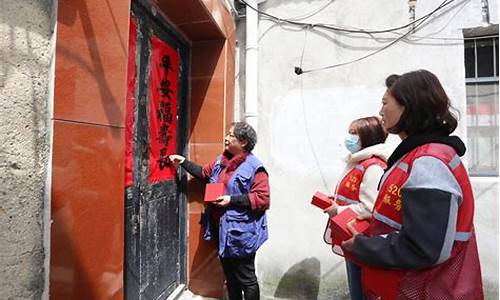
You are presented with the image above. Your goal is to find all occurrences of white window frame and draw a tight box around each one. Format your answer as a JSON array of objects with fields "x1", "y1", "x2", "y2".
[{"x1": 464, "y1": 33, "x2": 499, "y2": 177}]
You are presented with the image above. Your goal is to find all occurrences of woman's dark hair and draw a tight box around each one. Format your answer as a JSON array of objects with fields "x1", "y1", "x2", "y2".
[
  {"x1": 232, "y1": 121, "x2": 257, "y2": 152},
  {"x1": 385, "y1": 69, "x2": 458, "y2": 136},
  {"x1": 351, "y1": 116, "x2": 388, "y2": 148}
]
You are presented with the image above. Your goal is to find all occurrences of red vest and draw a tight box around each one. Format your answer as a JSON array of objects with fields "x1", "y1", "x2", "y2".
[
  {"x1": 324, "y1": 157, "x2": 386, "y2": 254},
  {"x1": 334, "y1": 157, "x2": 387, "y2": 206},
  {"x1": 362, "y1": 143, "x2": 483, "y2": 300}
]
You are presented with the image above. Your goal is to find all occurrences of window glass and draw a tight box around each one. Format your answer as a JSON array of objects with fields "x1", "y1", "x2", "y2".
[
  {"x1": 476, "y1": 38, "x2": 494, "y2": 77},
  {"x1": 495, "y1": 38, "x2": 499, "y2": 76},
  {"x1": 467, "y1": 128, "x2": 499, "y2": 176},
  {"x1": 464, "y1": 39, "x2": 476, "y2": 78},
  {"x1": 466, "y1": 82, "x2": 499, "y2": 176}
]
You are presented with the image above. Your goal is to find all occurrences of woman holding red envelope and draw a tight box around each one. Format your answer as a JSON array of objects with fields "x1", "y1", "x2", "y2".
[
  {"x1": 169, "y1": 122, "x2": 269, "y2": 300},
  {"x1": 323, "y1": 116, "x2": 389, "y2": 300},
  {"x1": 342, "y1": 70, "x2": 483, "y2": 300}
]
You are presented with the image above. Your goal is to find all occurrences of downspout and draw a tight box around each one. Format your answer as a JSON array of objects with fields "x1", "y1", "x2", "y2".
[{"x1": 244, "y1": 0, "x2": 259, "y2": 131}]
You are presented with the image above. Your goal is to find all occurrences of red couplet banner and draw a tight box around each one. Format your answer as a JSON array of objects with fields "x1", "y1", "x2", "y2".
[
  {"x1": 124, "y1": 17, "x2": 137, "y2": 188},
  {"x1": 148, "y1": 35, "x2": 178, "y2": 183}
]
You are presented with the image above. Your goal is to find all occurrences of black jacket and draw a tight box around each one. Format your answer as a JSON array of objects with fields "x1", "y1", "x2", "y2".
[{"x1": 352, "y1": 135, "x2": 467, "y2": 269}]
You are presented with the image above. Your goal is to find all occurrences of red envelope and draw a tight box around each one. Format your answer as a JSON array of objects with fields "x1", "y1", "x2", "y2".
[
  {"x1": 330, "y1": 208, "x2": 370, "y2": 244},
  {"x1": 311, "y1": 191, "x2": 333, "y2": 210},
  {"x1": 204, "y1": 183, "x2": 226, "y2": 202}
]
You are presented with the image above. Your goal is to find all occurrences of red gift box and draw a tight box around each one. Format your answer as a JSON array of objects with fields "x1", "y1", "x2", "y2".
[
  {"x1": 311, "y1": 191, "x2": 333, "y2": 210},
  {"x1": 204, "y1": 183, "x2": 226, "y2": 202},
  {"x1": 330, "y1": 208, "x2": 370, "y2": 244}
]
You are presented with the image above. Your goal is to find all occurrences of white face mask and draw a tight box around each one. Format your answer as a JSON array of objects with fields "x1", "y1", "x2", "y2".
[{"x1": 344, "y1": 133, "x2": 361, "y2": 153}]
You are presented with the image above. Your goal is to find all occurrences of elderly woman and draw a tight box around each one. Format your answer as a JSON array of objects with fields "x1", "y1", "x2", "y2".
[
  {"x1": 170, "y1": 121, "x2": 269, "y2": 300},
  {"x1": 343, "y1": 70, "x2": 483, "y2": 300}
]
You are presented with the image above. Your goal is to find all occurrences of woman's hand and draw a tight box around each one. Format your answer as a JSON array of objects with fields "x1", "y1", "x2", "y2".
[
  {"x1": 342, "y1": 237, "x2": 355, "y2": 252},
  {"x1": 323, "y1": 202, "x2": 339, "y2": 218},
  {"x1": 341, "y1": 219, "x2": 360, "y2": 252},
  {"x1": 357, "y1": 210, "x2": 372, "y2": 220},
  {"x1": 168, "y1": 154, "x2": 185, "y2": 167},
  {"x1": 215, "y1": 195, "x2": 231, "y2": 207}
]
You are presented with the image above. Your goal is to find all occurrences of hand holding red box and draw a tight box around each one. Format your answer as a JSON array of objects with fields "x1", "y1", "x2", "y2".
[
  {"x1": 204, "y1": 183, "x2": 226, "y2": 202},
  {"x1": 311, "y1": 191, "x2": 333, "y2": 210},
  {"x1": 330, "y1": 208, "x2": 370, "y2": 245}
]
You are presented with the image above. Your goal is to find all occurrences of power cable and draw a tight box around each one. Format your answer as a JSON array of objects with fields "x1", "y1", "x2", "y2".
[
  {"x1": 286, "y1": 0, "x2": 335, "y2": 21},
  {"x1": 237, "y1": 0, "x2": 461, "y2": 74},
  {"x1": 238, "y1": 0, "x2": 454, "y2": 34},
  {"x1": 296, "y1": 25, "x2": 418, "y2": 74},
  {"x1": 299, "y1": 71, "x2": 331, "y2": 192},
  {"x1": 295, "y1": 0, "x2": 456, "y2": 74},
  {"x1": 298, "y1": 26, "x2": 310, "y2": 73}
]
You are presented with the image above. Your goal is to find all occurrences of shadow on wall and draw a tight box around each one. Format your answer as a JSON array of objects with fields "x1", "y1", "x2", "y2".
[
  {"x1": 56, "y1": 0, "x2": 126, "y2": 130},
  {"x1": 189, "y1": 40, "x2": 225, "y2": 141},
  {"x1": 274, "y1": 257, "x2": 321, "y2": 299}
]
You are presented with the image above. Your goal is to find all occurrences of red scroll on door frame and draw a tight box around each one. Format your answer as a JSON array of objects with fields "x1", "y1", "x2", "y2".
[{"x1": 148, "y1": 35, "x2": 178, "y2": 183}]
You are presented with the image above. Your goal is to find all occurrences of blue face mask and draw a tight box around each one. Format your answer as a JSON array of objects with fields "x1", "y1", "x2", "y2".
[{"x1": 344, "y1": 133, "x2": 361, "y2": 153}]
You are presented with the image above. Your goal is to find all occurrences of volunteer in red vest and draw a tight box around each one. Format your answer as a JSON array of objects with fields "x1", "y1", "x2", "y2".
[
  {"x1": 169, "y1": 122, "x2": 270, "y2": 300},
  {"x1": 323, "y1": 116, "x2": 389, "y2": 300},
  {"x1": 342, "y1": 70, "x2": 483, "y2": 300}
]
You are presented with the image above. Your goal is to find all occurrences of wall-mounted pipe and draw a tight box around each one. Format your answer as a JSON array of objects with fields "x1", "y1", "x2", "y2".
[{"x1": 244, "y1": 0, "x2": 259, "y2": 131}]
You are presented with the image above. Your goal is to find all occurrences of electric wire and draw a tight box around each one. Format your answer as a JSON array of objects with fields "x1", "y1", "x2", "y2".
[
  {"x1": 296, "y1": 24, "x2": 334, "y2": 192},
  {"x1": 238, "y1": 0, "x2": 454, "y2": 34},
  {"x1": 298, "y1": 6, "x2": 436, "y2": 74},
  {"x1": 298, "y1": 26, "x2": 309, "y2": 72},
  {"x1": 257, "y1": 1, "x2": 493, "y2": 42},
  {"x1": 299, "y1": 72, "x2": 331, "y2": 192},
  {"x1": 388, "y1": 33, "x2": 499, "y2": 42},
  {"x1": 239, "y1": 0, "x2": 464, "y2": 73},
  {"x1": 313, "y1": 0, "x2": 454, "y2": 34},
  {"x1": 286, "y1": 0, "x2": 335, "y2": 21}
]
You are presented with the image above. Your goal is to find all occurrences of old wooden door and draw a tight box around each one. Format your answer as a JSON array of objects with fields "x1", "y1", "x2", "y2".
[{"x1": 124, "y1": 1, "x2": 189, "y2": 299}]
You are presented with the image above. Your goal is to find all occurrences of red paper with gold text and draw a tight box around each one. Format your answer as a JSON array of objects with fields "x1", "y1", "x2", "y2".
[{"x1": 148, "y1": 35, "x2": 178, "y2": 182}]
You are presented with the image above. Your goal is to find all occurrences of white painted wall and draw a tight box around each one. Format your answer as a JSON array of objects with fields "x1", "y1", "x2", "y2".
[{"x1": 235, "y1": 0, "x2": 499, "y2": 298}]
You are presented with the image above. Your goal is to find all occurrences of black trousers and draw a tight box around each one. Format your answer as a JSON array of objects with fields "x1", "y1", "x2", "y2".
[{"x1": 220, "y1": 254, "x2": 260, "y2": 300}]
